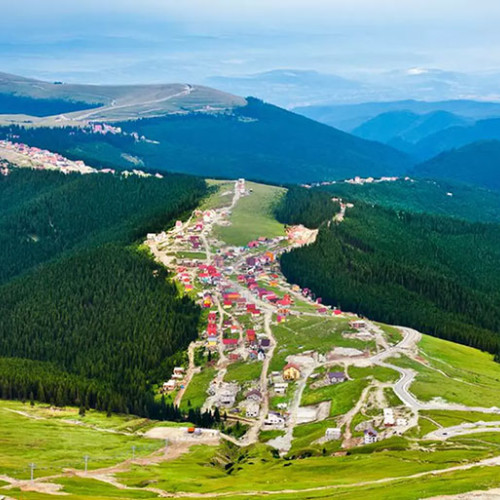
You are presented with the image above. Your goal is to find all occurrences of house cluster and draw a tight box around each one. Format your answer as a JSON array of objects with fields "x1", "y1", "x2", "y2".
[
  {"x1": 0, "y1": 140, "x2": 97, "y2": 174},
  {"x1": 175, "y1": 266, "x2": 194, "y2": 293},
  {"x1": 88, "y1": 122, "x2": 123, "y2": 135},
  {"x1": 0, "y1": 139, "x2": 162, "y2": 179},
  {"x1": 208, "y1": 381, "x2": 239, "y2": 409},
  {"x1": 244, "y1": 389, "x2": 262, "y2": 418},
  {"x1": 162, "y1": 366, "x2": 186, "y2": 393},
  {"x1": 206, "y1": 310, "x2": 218, "y2": 348},
  {"x1": 383, "y1": 408, "x2": 408, "y2": 428},
  {"x1": 198, "y1": 264, "x2": 222, "y2": 285}
]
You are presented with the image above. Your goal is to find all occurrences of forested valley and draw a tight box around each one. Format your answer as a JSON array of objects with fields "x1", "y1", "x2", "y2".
[
  {"x1": 0, "y1": 167, "x2": 219, "y2": 424},
  {"x1": 274, "y1": 186, "x2": 340, "y2": 228},
  {"x1": 279, "y1": 191, "x2": 500, "y2": 360}
]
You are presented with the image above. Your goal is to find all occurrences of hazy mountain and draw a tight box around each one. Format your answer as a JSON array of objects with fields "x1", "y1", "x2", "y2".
[
  {"x1": 294, "y1": 99, "x2": 500, "y2": 131},
  {"x1": 207, "y1": 68, "x2": 500, "y2": 109},
  {"x1": 206, "y1": 69, "x2": 370, "y2": 108},
  {"x1": 353, "y1": 110, "x2": 469, "y2": 145},
  {"x1": 410, "y1": 118, "x2": 500, "y2": 160},
  {"x1": 413, "y1": 140, "x2": 500, "y2": 191}
]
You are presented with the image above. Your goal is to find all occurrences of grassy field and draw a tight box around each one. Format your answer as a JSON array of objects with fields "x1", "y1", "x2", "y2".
[
  {"x1": 421, "y1": 409, "x2": 500, "y2": 428},
  {"x1": 199, "y1": 180, "x2": 235, "y2": 210},
  {"x1": 302, "y1": 378, "x2": 369, "y2": 417},
  {"x1": 180, "y1": 366, "x2": 216, "y2": 411},
  {"x1": 0, "y1": 401, "x2": 162, "y2": 480},
  {"x1": 214, "y1": 181, "x2": 286, "y2": 246},
  {"x1": 388, "y1": 334, "x2": 500, "y2": 408},
  {"x1": 115, "y1": 438, "x2": 500, "y2": 496},
  {"x1": 224, "y1": 360, "x2": 263, "y2": 384},
  {"x1": 270, "y1": 315, "x2": 369, "y2": 371},
  {"x1": 259, "y1": 430, "x2": 286, "y2": 442},
  {"x1": 420, "y1": 334, "x2": 500, "y2": 387},
  {"x1": 348, "y1": 365, "x2": 399, "y2": 383},
  {"x1": 1, "y1": 399, "x2": 500, "y2": 499}
]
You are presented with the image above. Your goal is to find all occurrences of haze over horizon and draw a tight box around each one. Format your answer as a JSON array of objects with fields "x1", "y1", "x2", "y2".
[{"x1": 2, "y1": 0, "x2": 500, "y2": 105}]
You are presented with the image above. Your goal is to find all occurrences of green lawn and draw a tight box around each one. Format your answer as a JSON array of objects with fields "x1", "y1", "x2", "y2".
[
  {"x1": 199, "y1": 180, "x2": 235, "y2": 210},
  {"x1": 259, "y1": 430, "x2": 285, "y2": 442},
  {"x1": 116, "y1": 438, "x2": 498, "y2": 495},
  {"x1": 421, "y1": 409, "x2": 500, "y2": 428},
  {"x1": 224, "y1": 361, "x2": 263, "y2": 384},
  {"x1": 302, "y1": 378, "x2": 369, "y2": 417},
  {"x1": 0, "y1": 401, "x2": 162, "y2": 480},
  {"x1": 180, "y1": 366, "x2": 216, "y2": 411},
  {"x1": 174, "y1": 251, "x2": 207, "y2": 260},
  {"x1": 388, "y1": 334, "x2": 500, "y2": 408},
  {"x1": 420, "y1": 334, "x2": 500, "y2": 388},
  {"x1": 214, "y1": 182, "x2": 285, "y2": 246},
  {"x1": 348, "y1": 365, "x2": 399, "y2": 383}
]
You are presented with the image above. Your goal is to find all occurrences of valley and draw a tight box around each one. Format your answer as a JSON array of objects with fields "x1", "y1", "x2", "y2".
[{"x1": 2, "y1": 174, "x2": 500, "y2": 499}]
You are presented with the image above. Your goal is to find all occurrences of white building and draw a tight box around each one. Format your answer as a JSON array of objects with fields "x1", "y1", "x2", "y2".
[
  {"x1": 274, "y1": 382, "x2": 289, "y2": 395},
  {"x1": 163, "y1": 380, "x2": 176, "y2": 392},
  {"x1": 383, "y1": 408, "x2": 395, "y2": 426},
  {"x1": 325, "y1": 427, "x2": 342, "y2": 441},
  {"x1": 264, "y1": 412, "x2": 285, "y2": 429},
  {"x1": 245, "y1": 401, "x2": 260, "y2": 418}
]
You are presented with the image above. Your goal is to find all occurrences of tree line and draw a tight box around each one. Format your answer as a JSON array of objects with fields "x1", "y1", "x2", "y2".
[
  {"x1": 274, "y1": 186, "x2": 340, "y2": 228},
  {"x1": 279, "y1": 199, "x2": 500, "y2": 360},
  {"x1": 0, "y1": 167, "x2": 214, "y2": 419}
]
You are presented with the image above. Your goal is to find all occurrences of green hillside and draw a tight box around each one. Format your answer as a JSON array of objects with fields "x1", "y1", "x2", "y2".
[
  {"x1": 317, "y1": 178, "x2": 500, "y2": 223},
  {"x1": 0, "y1": 168, "x2": 209, "y2": 418},
  {"x1": 280, "y1": 199, "x2": 500, "y2": 358},
  {"x1": 413, "y1": 140, "x2": 500, "y2": 191},
  {"x1": 0, "y1": 168, "x2": 206, "y2": 284},
  {"x1": 0, "y1": 98, "x2": 412, "y2": 184}
]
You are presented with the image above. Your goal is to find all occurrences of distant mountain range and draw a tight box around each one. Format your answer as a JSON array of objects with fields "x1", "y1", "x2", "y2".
[
  {"x1": 294, "y1": 99, "x2": 500, "y2": 131},
  {"x1": 352, "y1": 110, "x2": 470, "y2": 145},
  {"x1": 0, "y1": 72, "x2": 411, "y2": 184},
  {"x1": 3, "y1": 71, "x2": 500, "y2": 189},
  {"x1": 413, "y1": 140, "x2": 500, "y2": 191},
  {"x1": 208, "y1": 68, "x2": 500, "y2": 109}
]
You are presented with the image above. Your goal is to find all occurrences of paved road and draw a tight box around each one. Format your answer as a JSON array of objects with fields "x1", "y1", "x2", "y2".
[{"x1": 425, "y1": 421, "x2": 500, "y2": 440}]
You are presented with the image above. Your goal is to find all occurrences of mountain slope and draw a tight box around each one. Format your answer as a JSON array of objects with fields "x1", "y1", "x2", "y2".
[
  {"x1": 0, "y1": 71, "x2": 246, "y2": 121},
  {"x1": 0, "y1": 98, "x2": 412, "y2": 184},
  {"x1": 413, "y1": 140, "x2": 500, "y2": 191},
  {"x1": 278, "y1": 194, "x2": 500, "y2": 358},
  {"x1": 411, "y1": 118, "x2": 500, "y2": 159},
  {"x1": 353, "y1": 110, "x2": 469, "y2": 145},
  {"x1": 0, "y1": 167, "x2": 208, "y2": 416},
  {"x1": 316, "y1": 178, "x2": 500, "y2": 223}
]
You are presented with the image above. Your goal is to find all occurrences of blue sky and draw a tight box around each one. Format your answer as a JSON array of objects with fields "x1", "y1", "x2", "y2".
[{"x1": 1, "y1": 0, "x2": 499, "y2": 85}]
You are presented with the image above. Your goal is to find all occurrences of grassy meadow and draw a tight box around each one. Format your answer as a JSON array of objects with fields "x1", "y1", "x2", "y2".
[{"x1": 214, "y1": 181, "x2": 286, "y2": 246}]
